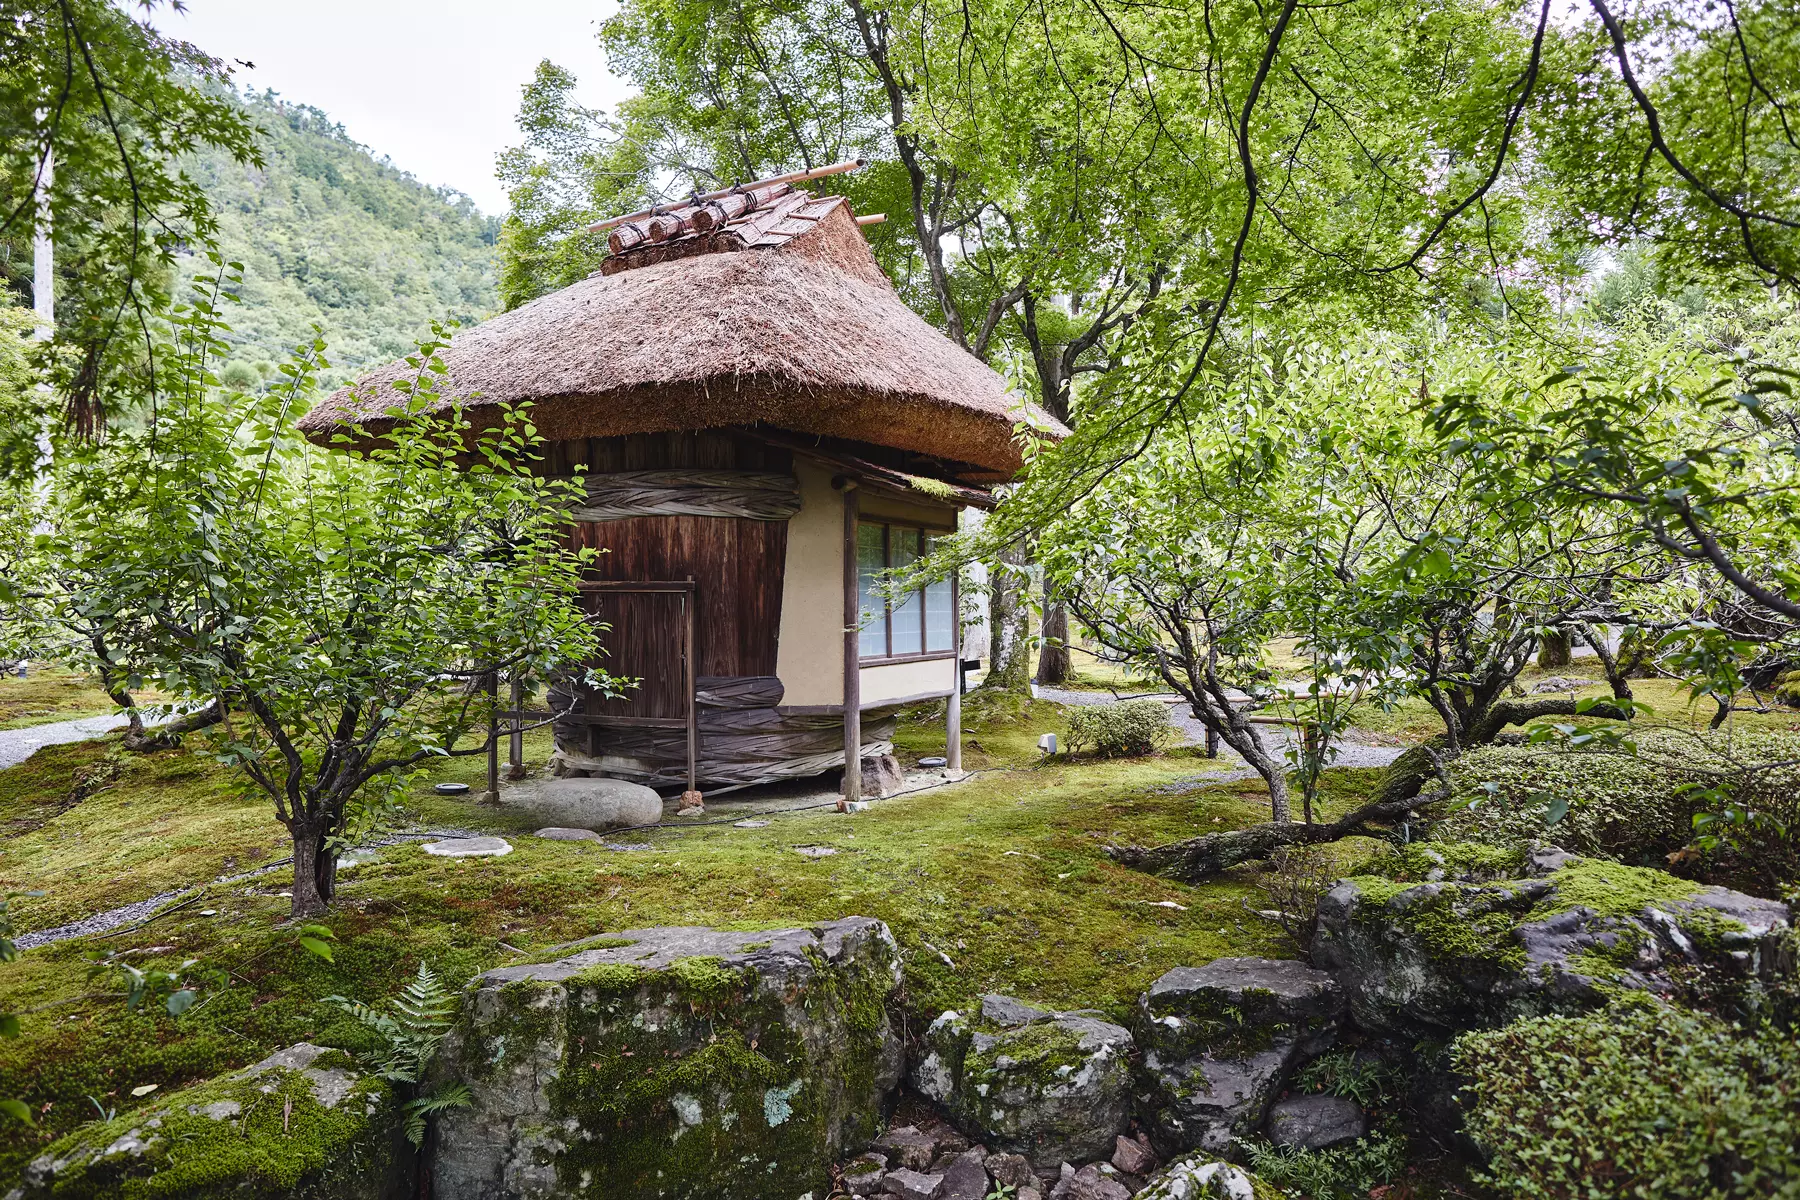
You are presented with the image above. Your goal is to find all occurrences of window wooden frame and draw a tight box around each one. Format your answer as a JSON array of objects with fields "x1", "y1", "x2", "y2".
[{"x1": 858, "y1": 519, "x2": 957, "y2": 665}]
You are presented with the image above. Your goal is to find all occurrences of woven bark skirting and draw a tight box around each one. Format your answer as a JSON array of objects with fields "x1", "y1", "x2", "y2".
[
  {"x1": 696, "y1": 675, "x2": 786, "y2": 709},
  {"x1": 562, "y1": 469, "x2": 801, "y2": 522},
  {"x1": 551, "y1": 710, "x2": 899, "y2": 789}
]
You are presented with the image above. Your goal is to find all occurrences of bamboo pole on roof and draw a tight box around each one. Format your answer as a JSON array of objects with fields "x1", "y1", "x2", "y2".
[{"x1": 587, "y1": 158, "x2": 868, "y2": 234}]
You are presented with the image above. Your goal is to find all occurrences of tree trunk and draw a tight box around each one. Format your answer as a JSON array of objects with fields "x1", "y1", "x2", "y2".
[
  {"x1": 1108, "y1": 791, "x2": 1427, "y2": 881},
  {"x1": 1374, "y1": 693, "x2": 1635, "y2": 805},
  {"x1": 1537, "y1": 630, "x2": 1572, "y2": 669},
  {"x1": 1617, "y1": 627, "x2": 1659, "y2": 678},
  {"x1": 288, "y1": 824, "x2": 335, "y2": 918},
  {"x1": 1035, "y1": 601, "x2": 1071, "y2": 686},
  {"x1": 983, "y1": 537, "x2": 1032, "y2": 693}
]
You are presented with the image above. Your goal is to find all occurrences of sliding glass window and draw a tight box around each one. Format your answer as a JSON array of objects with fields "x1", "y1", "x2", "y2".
[{"x1": 857, "y1": 522, "x2": 956, "y2": 661}]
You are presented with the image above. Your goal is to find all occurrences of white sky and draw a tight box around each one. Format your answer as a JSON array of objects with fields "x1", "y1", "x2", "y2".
[{"x1": 154, "y1": 0, "x2": 632, "y2": 215}]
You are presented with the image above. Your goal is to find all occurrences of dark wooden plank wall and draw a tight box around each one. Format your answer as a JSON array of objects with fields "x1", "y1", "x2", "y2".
[
  {"x1": 570, "y1": 516, "x2": 788, "y2": 679},
  {"x1": 552, "y1": 431, "x2": 793, "y2": 722}
]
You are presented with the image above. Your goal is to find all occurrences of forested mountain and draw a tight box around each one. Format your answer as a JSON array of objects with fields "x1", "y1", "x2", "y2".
[{"x1": 185, "y1": 91, "x2": 500, "y2": 386}]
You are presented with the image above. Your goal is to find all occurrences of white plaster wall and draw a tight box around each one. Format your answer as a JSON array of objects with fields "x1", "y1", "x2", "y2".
[
  {"x1": 859, "y1": 656, "x2": 956, "y2": 706},
  {"x1": 773, "y1": 461, "x2": 847, "y2": 706},
  {"x1": 859, "y1": 491, "x2": 959, "y2": 529}
]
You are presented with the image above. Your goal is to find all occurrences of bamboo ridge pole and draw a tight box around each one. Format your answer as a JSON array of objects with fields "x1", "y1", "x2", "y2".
[{"x1": 588, "y1": 158, "x2": 868, "y2": 234}]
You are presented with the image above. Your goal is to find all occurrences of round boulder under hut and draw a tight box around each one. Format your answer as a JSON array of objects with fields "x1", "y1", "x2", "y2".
[{"x1": 297, "y1": 159, "x2": 1066, "y2": 806}]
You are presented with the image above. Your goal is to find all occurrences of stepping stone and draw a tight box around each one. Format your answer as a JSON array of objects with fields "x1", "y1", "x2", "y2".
[
  {"x1": 734, "y1": 819, "x2": 770, "y2": 829},
  {"x1": 919, "y1": 756, "x2": 947, "y2": 768},
  {"x1": 536, "y1": 827, "x2": 600, "y2": 842},
  {"x1": 793, "y1": 845, "x2": 838, "y2": 858},
  {"x1": 423, "y1": 836, "x2": 513, "y2": 858},
  {"x1": 600, "y1": 841, "x2": 655, "y2": 852}
]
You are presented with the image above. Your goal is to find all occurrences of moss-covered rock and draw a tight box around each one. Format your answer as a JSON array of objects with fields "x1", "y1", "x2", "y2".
[
  {"x1": 1314, "y1": 844, "x2": 1793, "y2": 1035},
  {"x1": 12, "y1": 1043, "x2": 400, "y2": 1200},
  {"x1": 1134, "y1": 1154, "x2": 1283, "y2": 1200},
  {"x1": 912, "y1": 994, "x2": 1133, "y2": 1172},
  {"x1": 1131, "y1": 958, "x2": 1343, "y2": 1157},
  {"x1": 430, "y1": 917, "x2": 903, "y2": 1199}
]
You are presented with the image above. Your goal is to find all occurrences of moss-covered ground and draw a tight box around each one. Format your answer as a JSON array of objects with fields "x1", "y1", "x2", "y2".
[
  {"x1": 0, "y1": 693, "x2": 1390, "y2": 1179},
  {"x1": 0, "y1": 666, "x2": 173, "y2": 732}
]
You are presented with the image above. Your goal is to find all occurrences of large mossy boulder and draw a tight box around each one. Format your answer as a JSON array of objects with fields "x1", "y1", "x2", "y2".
[
  {"x1": 913, "y1": 994, "x2": 1135, "y2": 1171},
  {"x1": 1313, "y1": 844, "x2": 1794, "y2": 1035},
  {"x1": 12, "y1": 1043, "x2": 400, "y2": 1200},
  {"x1": 431, "y1": 918, "x2": 903, "y2": 1199},
  {"x1": 1132, "y1": 958, "x2": 1343, "y2": 1156}
]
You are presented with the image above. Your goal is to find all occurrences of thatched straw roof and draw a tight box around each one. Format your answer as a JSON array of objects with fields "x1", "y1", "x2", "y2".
[{"x1": 297, "y1": 192, "x2": 1066, "y2": 477}]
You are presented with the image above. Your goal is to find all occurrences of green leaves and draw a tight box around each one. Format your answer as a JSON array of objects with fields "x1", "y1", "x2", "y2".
[
  {"x1": 85, "y1": 950, "x2": 210, "y2": 1019},
  {"x1": 294, "y1": 924, "x2": 338, "y2": 963}
]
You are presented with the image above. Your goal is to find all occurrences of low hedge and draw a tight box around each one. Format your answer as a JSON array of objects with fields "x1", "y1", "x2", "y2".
[
  {"x1": 1455, "y1": 1001, "x2": 1800, "y2": 1200},
  {"x1": 1064, "y1": 699, "x2": 1174, "y2": 758},
  {"x1": 1436, "y1": 727, "x2": 1800, "y2": 895}
]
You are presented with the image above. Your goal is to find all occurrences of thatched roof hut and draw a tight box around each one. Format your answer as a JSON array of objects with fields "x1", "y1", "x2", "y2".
[
  {"x1": 298, "y1": 179, "x2": 1062, "y2": 480},
  {"x1": 304, "y1": 164, "x2": 1063, "y2": 806}
]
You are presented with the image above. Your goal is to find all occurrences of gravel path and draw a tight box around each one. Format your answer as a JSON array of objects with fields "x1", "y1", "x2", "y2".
[
  {"x1": 0, "y1": 712, "x2": 136, "y2": 770},
  {"x1": 1031, "y1": 684, "x2": 1407, "y2": 771},
  {"x1": 12, "y1": 830, "x2": 479, "y2": 953}
]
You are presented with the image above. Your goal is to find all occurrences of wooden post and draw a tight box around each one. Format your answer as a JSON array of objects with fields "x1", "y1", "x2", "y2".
[
  {"x1": 506, "y1": 674, "x2": 525, "y2": 779},
  {"x1": 680, "y1": 577, "x2": 702, "y2": 810},
  {"x1": 484, "y1": 671, "x2": 500, "y2": 803},
  {"x1": 841, "y1": 485, "x2": 861, "y2": 809},
  {"x1": 947, "y1": 551, "x2": 962, "y2": 774}
]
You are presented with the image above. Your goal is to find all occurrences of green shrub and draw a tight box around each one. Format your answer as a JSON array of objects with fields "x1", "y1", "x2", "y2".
[
  {"x1": 1455, "y1": 1002, "x2": 1800, "y2": 1200},
  {"x1": 1436, "y1": 728, "x2": 1800, "y2": 893},
  {"x1": 1063, "y1": 699, "x2": 1173, "y2": 758},
  {"x1": 1237, "y1": 1124, "x2": 1409, "y2": 1200}
]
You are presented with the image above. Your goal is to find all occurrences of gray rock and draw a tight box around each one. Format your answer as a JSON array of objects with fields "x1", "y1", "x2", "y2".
[
  {"x1": 1019, "y1": 1190, "x2": 1044, "y2": 1200},
  {"x1": 1048, "y1": 1163, "x2": 1131, "y2": 1200},
  {"x1": 1135, "y1": 1155, "x2": 1265, "y2": 1200},
  {"x1": 422, "y1": 835, "x2": 513, "y2": 858},
  {"x1": 1266, "y1": 1094, "x2": 1366, "y2": 1149},
  {"x1": 883, "y1": 1168, "x2": 944, "y2": 1200},
  {"x1": 500, "y1": 776, "x2": 662, "y2": 830},
  {"x1": 985, "y1": 1151, "x2": 1038, "y2": 1190},
  {"x1": 16, "y1": 1043, "x2": 395, "y2": 1200},
  {"x1": 844, "y1": 1153, "x2": 889, "y2": 1196},
  {"x1": 939, "y1": 1148, "x2": 991, "y2": 1200},
  {"x1": 856, "y1": 753, "x2": 905, "y2": 798},
  {"x1": 914, "y1": 995, "x2": 1134, "y2": 1172},
  {"x1": 1111, "y1": 1132, "x2": 1157, "y2": 1176},
  {"x1": 982, "y1": 994, "x2": 1052, "y2": 1027},
  {"x1": 432, "y1": 918, "x2": 904, "y2": 1199},
  {"x1": 533, "y1": 826, "x2": 599, "y2": 841},
  {"x1": 874, "y1": 1125, "x2": 940, "y2": 1171},
  {"x1": 1313, "y1": 848, "x2": 1794, "y2": 1036},
  {"x1": 1134, "y1": 958, "x2": 1344, "y2": 1155}
]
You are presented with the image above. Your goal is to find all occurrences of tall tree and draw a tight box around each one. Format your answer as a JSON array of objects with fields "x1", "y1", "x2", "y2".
[
  {"x1": 0, "y1": 0, "x2": 259, "y2": 453},
  {"x1": 57, "y1": 271, "x2": 602, "y2": 915}
]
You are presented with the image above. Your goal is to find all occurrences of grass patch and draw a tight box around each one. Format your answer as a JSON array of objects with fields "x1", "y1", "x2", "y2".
[
  {"x1": 0, "y1": 666, "x2": 173, "y2": 732},
  {"x1": 0, "y1": 716, "x2": 1385, "y2": 1178}
]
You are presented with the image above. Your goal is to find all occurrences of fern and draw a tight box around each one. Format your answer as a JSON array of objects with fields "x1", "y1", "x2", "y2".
[
  {"x1": 325, "y1": 962, "x2": 460, "y2": 1084},
  {"x1": 403, "y1": 1083, "x2": 473, "y2": 1148},
  {"x1": 327, "y1": 963, "x2": 470, "y2": 1146}
]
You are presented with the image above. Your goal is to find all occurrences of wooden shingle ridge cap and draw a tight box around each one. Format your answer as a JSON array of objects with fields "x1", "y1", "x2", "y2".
[
  {"x1": 592, "y1": 159, "x2": 871, "y2": 275},
  {"x1": 596, "y1": 189, "x2": 851, "y2": 275}
]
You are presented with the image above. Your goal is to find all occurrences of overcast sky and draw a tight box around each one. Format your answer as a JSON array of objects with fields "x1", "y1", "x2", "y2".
[{"x1": 154, "y1": 0, "x2": 632, "y2": 215}]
